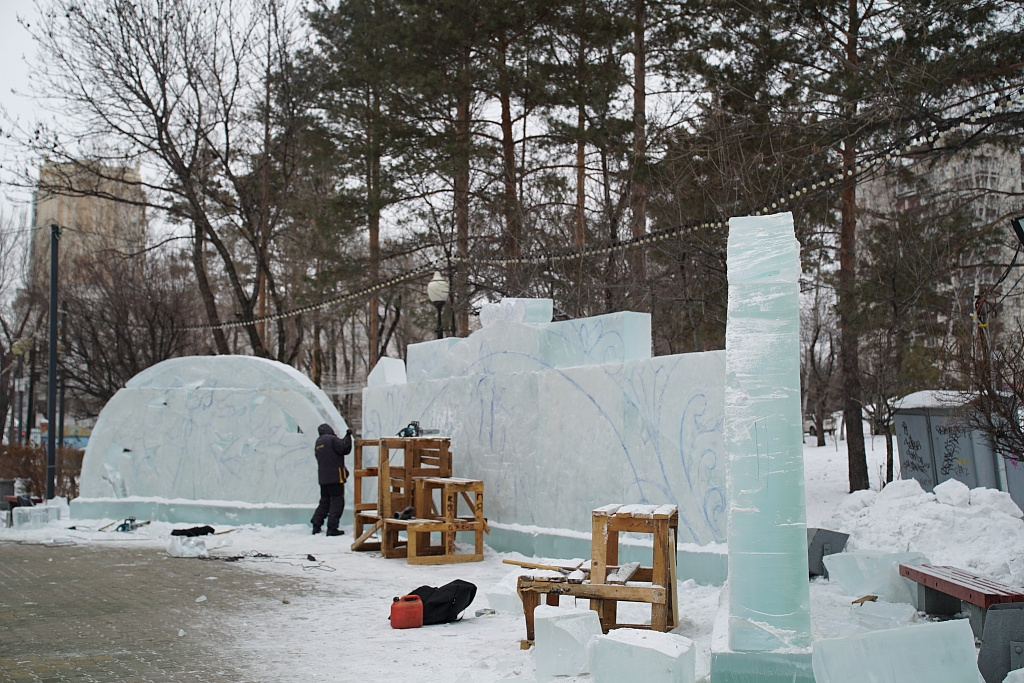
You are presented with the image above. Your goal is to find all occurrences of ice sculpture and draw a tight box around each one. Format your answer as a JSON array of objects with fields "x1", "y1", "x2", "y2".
[
  {"x1": 534, "y1": 605, "x2": 603, "y2": 681},
  {"x1": 811, "y1": 619, "x2": 980, "y2": 682},
  {"x1": 367, "y1": 356, "x2": 406, "y2": 387},
  {"x1": 362, "y1": 305, "x2": 727, "y2": 545},
  {"x1": 73, "y1": 356, "x2": 347, "y2": 525},
  {"x1": 722, "y1": 213, "x2": 811, "y2": 647}
]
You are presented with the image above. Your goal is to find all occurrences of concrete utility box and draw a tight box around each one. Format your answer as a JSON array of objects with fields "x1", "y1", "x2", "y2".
[{"x1": 894, "y1": 391, "x2": 1017, "y2": 505}]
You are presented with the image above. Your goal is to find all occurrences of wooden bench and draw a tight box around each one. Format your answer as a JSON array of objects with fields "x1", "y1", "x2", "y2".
[{"x1": 899, "y1": 564, "x2": 1024, "y2": 638}]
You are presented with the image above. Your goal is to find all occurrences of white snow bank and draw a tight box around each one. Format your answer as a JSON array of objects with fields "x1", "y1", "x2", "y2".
[{"x1": 827, "y1": 478, "x2": 1024, "y2": 586}]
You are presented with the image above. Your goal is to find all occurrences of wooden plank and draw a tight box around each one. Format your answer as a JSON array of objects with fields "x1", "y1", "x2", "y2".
[
  {"x1": 351, "y1": 519, "x2": 383, "y2": 551},
  {"x1": 606, "y1": 562, "x2": 641, "y2": 585},
  {"x1": 518, "y1": 579, "x2": 667, "y2": 604}
]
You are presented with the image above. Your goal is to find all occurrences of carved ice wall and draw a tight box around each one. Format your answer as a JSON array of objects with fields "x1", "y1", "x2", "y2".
[{"x1": 362, "y1": 302, "x2": 727, "y2": 544}]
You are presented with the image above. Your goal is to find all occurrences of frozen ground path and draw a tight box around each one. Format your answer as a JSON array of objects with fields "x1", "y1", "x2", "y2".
[
  {"x1": 0, "y1": 541, "x2": 305, "y2": 682},
  {"x1": 0, "y1": 435, "x2": 906, "y2": 683}
]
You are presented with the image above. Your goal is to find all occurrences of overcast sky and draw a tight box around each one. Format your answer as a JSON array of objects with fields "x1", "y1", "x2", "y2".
[{"x1": 0, "y1": 0, "x2": 47, "y2": 221}]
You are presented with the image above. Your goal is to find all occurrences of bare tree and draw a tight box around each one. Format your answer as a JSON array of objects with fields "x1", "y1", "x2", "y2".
[{"x1": 18, "y1": 0, "x2": 313, "y2": 360}]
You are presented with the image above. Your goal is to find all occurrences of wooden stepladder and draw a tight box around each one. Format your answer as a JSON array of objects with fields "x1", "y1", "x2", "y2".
[{"x1": 351, "y1": 439, "x2": 382, "y2": 551}]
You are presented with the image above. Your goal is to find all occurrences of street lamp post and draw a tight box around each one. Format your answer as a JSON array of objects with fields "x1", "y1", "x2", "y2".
[
  {"x1": 426, "y1": 271, "x2": 450, "y2": 340},
  {"x1": 46, "y1": 223, "x2": 60, "y2": 500}
]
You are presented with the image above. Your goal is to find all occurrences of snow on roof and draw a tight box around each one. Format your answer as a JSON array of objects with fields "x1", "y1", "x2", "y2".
[{"x1": 895, "y1": 390, "x2": 966, "y2": 411}]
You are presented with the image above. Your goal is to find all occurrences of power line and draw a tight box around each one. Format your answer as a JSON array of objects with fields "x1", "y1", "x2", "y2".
[{"x1": 146, "y1": 85, "x2": 1024, "y2": 332}]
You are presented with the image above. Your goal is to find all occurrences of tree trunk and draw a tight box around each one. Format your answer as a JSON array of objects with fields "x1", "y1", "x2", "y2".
[
  {"x1": 453, "y1": 56, "x2": 472, "y2": 337},
  {"x1": 628, "y1": 0, "x2": 647, "y2": 305},
  {"x1": 499, "y1": 44, "x2": 521, "y2": 295},
  {"x1": 575, "y1": 104, "x2": 586, "y2": 251},
  {"x1": 840, "y1": 137, "x2": 869, "y2": 491},
  {"x1": 191, "y1": 223, "x2": 230, "y2": 354},
  {"x1": 368, "y1": 87, "x2": 382, "y2": 366},
  {"x1": 885, "y1": 426, "x2": 894, "y2": 484}
]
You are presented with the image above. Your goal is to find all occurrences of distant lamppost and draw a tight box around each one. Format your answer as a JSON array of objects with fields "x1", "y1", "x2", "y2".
[{"x1": 426, "y1": 271, "x2": 450, "y2": 340}]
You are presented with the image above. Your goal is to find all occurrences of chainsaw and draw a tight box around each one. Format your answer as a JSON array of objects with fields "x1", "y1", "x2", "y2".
[{"x1": 396, "y1": 421, "x2": 440, "y2": 437}]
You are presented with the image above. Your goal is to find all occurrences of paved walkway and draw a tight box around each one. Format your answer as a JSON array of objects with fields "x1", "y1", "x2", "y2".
[{"x1": 0, "y1": 541, "x2": 305, "y2": 682}]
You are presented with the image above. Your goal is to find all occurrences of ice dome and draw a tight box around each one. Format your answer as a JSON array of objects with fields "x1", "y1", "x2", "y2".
[{"x1": 73, "y1": 356, "x2": 347, "y2": 525}]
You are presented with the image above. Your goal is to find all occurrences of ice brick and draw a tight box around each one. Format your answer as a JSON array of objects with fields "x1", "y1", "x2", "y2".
[
  {"x1": 587, "y1": 628, "x2": 695, "y2": 683},
  {"x1": 366, "y1": 356, "x2": 407, "y2": 387},
  {"x1": 823, "y1": 552, "x2": 928, "y2": 601},
  {"x1": 405, "y1": 337, "x2": 460, "y2": 383},
  {"x1": 811, "y1": 619, "x2": 980, "y2": 682},
  {"x1": 485, "y1": 570, "x2": 525, "y2": 615},
  {"x1": 534, "y1": 605, "x2": 602, "y2": 681},
  {"x1": 12, "y1": 505, "x2": 60, "y2": 528},
  {"x1": 80, "y1": 356, "x2": 346, "y2": 506},
  {"x1": 479, "y1": 297, "x2": 554, "y2": 326},
  {"x1": 725, "y1": 212, "x2": 811, "y2": 651},
  {"x1": 1005, "y1": 668, "x2": 1024, "y2": 682}
]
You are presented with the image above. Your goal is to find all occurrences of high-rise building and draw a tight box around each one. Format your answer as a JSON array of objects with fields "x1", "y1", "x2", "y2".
[{"x1": 30, "y1": 161, "x2": 147, "y2": 291}]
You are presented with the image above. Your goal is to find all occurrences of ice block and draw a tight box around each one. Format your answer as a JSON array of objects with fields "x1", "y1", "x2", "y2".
[
  {"x1": 811, "y1": 619, "x2": 980, "y2": 682},
  {"x1": 367, "y1": 356, "x2": 406, "y2": 387},
  {"x1": 587, "y1": 628, "x2": 695, "y2": 683},
  {"x1": 822, "y1": 552, "x2": 928, "y2": 603},
  {"x1": 533, "y1": 605, "x2": 602, "y2": 681},
  {"x1": 484, "y1": 571, "x2": 525, "y2": 615},
  {"x1": 724, "y1": 212, "x2": 811, "y2": 651}
]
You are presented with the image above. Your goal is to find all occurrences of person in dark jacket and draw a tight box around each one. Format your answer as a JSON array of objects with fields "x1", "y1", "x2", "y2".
[{"x1": 311, "y1": 423, "x2": 353, "y2": 536}]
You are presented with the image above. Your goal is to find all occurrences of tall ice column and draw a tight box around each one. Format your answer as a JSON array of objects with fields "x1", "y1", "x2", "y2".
[{"x1": 725, "y1": 212, "x2": 811, "y2": 651}]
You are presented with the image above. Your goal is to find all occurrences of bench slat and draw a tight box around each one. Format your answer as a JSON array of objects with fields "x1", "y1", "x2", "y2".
[{"x1": 899, "y1": 564, "x2": 1024, "y2": 608}]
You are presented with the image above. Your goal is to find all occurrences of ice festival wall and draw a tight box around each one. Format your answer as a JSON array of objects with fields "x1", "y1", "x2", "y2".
[
  {"x1": 361, "y1": 299, "x2": 727, "y2": 555},
  {"x1": 72, "y1": 356, "x2": 348, "y2": 526}
]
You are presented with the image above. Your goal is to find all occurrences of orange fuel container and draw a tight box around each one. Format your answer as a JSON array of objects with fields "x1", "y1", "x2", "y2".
[{"x1": 390, "y1": 595, "x2": 423, "y2": 629}]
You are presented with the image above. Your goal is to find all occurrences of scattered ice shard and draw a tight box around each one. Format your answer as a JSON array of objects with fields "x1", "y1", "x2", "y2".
[
  {"x1": 724, "y1": 212, "x2": 811, "y2": 651},
  {"x1": 812, "y1": 619, "x2": 980, "y2": 682},
  {"x1": 587, "y1": 628, "x2": 696, "y2": 683},
  {"x1": 533, "y1": 605, "x2": 602, "y2": 681},
  {"x1": 851, "y1": 600, "x2": 917, "y2": 631}
]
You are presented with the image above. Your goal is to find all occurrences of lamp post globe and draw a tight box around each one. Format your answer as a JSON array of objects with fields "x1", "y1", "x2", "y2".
[{"x1": 426, "y1": 271, "x2": 450, "y2": 340}]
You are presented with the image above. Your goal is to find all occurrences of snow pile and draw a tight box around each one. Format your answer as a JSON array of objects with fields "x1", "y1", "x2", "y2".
[{"x1": 827, "y1": 478, "x2": 1024, "y2": 586}]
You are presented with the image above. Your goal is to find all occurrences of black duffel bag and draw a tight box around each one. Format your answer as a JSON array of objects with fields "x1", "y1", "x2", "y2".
[{"x1": 410, "y1": 579, "x2": 477, "y2": 625}]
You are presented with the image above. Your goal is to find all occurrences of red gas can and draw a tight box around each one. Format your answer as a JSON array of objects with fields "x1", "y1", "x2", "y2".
[{"x1": 390, "y1": 595, "x2": 423, "y2": 629}]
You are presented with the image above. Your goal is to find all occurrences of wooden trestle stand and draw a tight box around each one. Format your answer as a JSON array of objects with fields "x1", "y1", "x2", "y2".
[
  {"x1": 349, "y1": 437, "x2": 487, "y2": 564},
  {"x1": 516, "y1": 503, "x2": 679, "y2": 648}
]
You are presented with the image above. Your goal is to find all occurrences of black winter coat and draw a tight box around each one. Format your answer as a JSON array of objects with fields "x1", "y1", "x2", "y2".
[{"x1": 315, "y1": 424, "x2": 352, "y2": 486}]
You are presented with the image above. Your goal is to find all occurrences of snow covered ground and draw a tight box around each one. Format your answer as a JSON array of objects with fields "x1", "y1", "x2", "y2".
[{"x1": 4, "y1": 433, "x2": 1024, "y2": 681}]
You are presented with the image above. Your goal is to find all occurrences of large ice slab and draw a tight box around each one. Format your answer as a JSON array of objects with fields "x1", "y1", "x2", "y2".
[
  {"x1": 823, "y1": 552, "x2": 928, "y2": 603},
  {"x1": 533, "y1": 605, "x2": 602, "y2": 681},
  {"x1": 725, "y1": 212, "x2": 811, "y2": 651},
  {"x1": 363, "y1": 348, "x2": 726, "y2": 543},
  {"x1": 811, "y1": 619, "x2": 980, "y2": 682},
  {"x1": 587, "y1": 628, "x2": 696, "y2": 683},
  {"x1": 78, "y1": 356, "x2": 347, "y2": 511}
]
